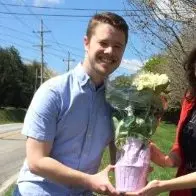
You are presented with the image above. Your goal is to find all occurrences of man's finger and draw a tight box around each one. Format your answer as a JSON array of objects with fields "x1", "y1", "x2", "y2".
[
  {"x1": 123, "y1": 192, "x2": 142, "y2": 196},
  {"x1": 104, "y1": 164, "x2": 115, "y2": 173},
  {"x1": 106, "y1": 182, "x2": 119, "y2": 195}
]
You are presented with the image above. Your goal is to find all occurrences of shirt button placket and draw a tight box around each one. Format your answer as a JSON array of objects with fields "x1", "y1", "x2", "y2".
[{"x1": 85, "y1": 91, "x2": 96, "y2": 157}]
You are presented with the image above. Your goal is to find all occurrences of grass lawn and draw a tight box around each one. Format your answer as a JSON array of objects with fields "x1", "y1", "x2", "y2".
[
  {"x1": 148, "y1": 122, "x2": 177, "y2": 196},
  {"x1": 4, "y1": 185, "x2": 15, "y2": 196},
  {"x1": 4, "y1": 122, "x2": 176, "y2": 196}
]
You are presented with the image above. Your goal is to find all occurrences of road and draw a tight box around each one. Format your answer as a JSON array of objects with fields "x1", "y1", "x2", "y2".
[{"x1": 0, "y1": 124, "x2": 25, "y2": 187}]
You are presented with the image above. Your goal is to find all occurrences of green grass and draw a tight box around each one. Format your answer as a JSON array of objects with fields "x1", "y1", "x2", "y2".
[
  {"x1": 149, "y1": 122, "x2": 177, "y2": 196},
  {"x1": 0, "y1": 107, "x2": 26, "y2": 124},
  {"x1": 99, "y1": 121, "x2": 177, "y2": 196},
  {"x1": 4, "y1": 184, "x2": 15, "y2": 196}
]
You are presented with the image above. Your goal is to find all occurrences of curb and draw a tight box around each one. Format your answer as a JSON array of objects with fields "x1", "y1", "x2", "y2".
[
  {"x1": 0, "y1": 130, "x2": 20, "y2": 139},
  {"x1": 0, "y1": 173, "x2": 18, "y2": 196},
  {"x1": 0, "y1": 124, "x2": 23, "y2": 135}
]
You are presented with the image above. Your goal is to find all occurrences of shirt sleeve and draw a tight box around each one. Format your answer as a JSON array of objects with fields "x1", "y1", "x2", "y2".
[
  {"x1": 170, "y1": 127, "x2": 181, "y2": 157},
  {"x1": 22, "y1": 82, "x2": 61, "y2": 142},
  {"x1": 170, "y1": 96, "x2": 194, "y2": 157},
  {"x1": 170, "y1": 106, "x2": 183, "y2": 157}
]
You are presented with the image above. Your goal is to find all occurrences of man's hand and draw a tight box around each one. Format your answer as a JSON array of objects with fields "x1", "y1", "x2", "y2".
[{"x1": 86, "y1": 165, "x2": 120, "y2": 195}]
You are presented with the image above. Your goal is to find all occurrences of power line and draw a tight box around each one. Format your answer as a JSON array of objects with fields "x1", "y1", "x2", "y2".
[
  {"x1": 0, "y1": 1, "x2": 40, "y2": 39},
  {"x1": 19, "y1": 0, "x2": 71, "y2": 64},
  {"x1": 3, "y1": 0, "x2": 86, "y2": 61},
  {"x1": 0, "y1": 24, "x2": 36, "y2": 38},
  {"x1": 0, "y1": 3, "x2": 126, "y2": 11},
  {"x1": 0, "y1": 10, "x2": 194, "y2": 18},
  {"x1": 45, "y1": 40, "x2": 83, "y2": 52},
  {"x1": 0, "y1": 30, "x2": 80, "y2": 58},
  {"x1": 0, "y1": 37, "x2": 68, "y2": 60},
  {"x1": 0, "y1": 24, "x2": 84, "y2": 55},
  {"x1": 1, "y1": 2, "x2": 195, "y2": 12},
  {"x1": 0, "y1": 11, "x2": 94, "y2": 17}
]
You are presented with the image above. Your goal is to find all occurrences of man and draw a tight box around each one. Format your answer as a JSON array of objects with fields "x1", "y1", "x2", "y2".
[{"x1": 13, "y1": 12, "x2": 129, "y2": 196}]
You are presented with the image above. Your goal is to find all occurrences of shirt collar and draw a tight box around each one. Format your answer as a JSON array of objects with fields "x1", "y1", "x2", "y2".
[
  {"x1": 73, "y1": 62, "x2": 106, "y2": 91},
  {"x1": 73, "y1": 62, "x2": 90, "y2": 86}
]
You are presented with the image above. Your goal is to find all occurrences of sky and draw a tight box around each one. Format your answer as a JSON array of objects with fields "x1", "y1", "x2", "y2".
[{"x1": 0, "y1": 0, "x2": 159, "y2": 77}]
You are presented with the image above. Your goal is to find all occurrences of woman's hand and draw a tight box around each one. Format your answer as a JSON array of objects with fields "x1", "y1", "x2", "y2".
[
  {"x1": 150, "y1": 142, "x2": 174, "y2": 167},
  {"x1": 139, "y1": 180, "x2": 163, "y2": 196},
  {"x1": 124, "y1": 180, "x2": 164, "y2": 196}
]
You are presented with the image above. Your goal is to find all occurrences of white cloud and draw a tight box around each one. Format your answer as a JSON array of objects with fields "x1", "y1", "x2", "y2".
[
  {"x1": 120, "y1": 59, "x2": 144, "y2": 73},
  {"x1": 33, "y1": 0, "x2": 62, "y2": 6},
  {"x1": 110, "y1": 59, "x2": 145, "y2": 79}
]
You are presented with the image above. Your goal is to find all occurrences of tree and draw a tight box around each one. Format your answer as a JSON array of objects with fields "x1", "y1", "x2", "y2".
[
  {"x1": 111, "y1": 75, "x2": 134, "y2": 88},
  {"x1": 0, "y1": 46, "x2": 56, "y2": 108},
  {"x1": 142, "y1": 55, "x2": 168, "y2": 73},
  {"x1": 0, "y1": 46, "x2": 25, "y2": 107},
  {"x1": 125, "y1": 0, "x2": 196, "y2": 61},
  {"x1": 124, "y1": 0, "x2": 196, "y2": 110},
  {"x1": 23, "y1": 61, "x2": 57, "y2": 107}
]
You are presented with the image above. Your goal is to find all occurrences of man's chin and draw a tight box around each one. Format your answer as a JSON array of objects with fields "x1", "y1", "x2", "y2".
[{"x1": 96, "y1": 68, "x2": 111, "y2": 77}]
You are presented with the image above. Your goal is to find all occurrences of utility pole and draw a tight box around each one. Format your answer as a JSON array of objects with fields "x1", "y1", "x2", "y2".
[
  {"x1": 63, "y1": 51, "x2": 75, "y2": 72},
  {"x1": 34, "y1": 68, "x2": 38, "y2": 93},
  {"x1": 33, "y1": 19, "x2": 50, "y2": 85}
]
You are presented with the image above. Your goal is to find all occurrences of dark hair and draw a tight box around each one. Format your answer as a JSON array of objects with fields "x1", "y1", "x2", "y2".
[
  {"x1": 86, "y1": 12, "x2": 129, "y2": 44},
  {"x1": 183, "y1": 48, "x2": 196, "y2": 98}
]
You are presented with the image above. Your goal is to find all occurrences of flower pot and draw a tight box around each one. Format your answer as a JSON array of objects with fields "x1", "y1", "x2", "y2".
[{"x1": 115, "y1": 137, "x2": 150, "y2": 192}]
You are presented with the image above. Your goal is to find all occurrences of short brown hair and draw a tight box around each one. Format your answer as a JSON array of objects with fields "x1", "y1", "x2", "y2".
[{"x1": 86, "y1": 12, "x2": 129, "y2": 44}]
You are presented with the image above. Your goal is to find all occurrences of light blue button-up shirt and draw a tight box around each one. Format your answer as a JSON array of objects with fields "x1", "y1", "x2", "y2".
[{"x1": 15, "y1": 63, "x2": 114, "y2": 196}]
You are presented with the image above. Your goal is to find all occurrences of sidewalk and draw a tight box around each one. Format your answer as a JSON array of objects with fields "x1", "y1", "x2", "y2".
[{"x1": 0, "y1": 123, "x2": 24, "y2": 196}]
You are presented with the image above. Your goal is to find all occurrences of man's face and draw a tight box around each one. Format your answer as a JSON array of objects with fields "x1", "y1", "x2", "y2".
[{"x1": 84, "y1": 23, "x2": 126, "y2": 78}]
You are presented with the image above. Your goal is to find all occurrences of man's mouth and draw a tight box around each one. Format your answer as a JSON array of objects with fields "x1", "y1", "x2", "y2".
[{"x1": 98, "y1": 56, "x2": 116, "y2": 65}]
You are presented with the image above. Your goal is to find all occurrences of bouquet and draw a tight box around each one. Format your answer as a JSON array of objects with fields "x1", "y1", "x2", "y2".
[{"x1": 107, "y1": 71, "x2": 170, "y2": 192}]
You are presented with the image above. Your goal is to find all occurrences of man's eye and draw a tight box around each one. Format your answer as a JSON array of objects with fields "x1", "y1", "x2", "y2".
[
  {"x1": 115, "y1": 45, "x2": 122, "y2": 49},
  {"x1": 100, "y1": 42, "x2": 107, "y2": 47}
]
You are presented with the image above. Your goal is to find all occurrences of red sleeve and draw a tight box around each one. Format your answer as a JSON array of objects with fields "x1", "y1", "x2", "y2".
[
  {"x1": 170, "y1": 125, "x2": 181, "y2": 157},
  {"x1": 170, "y1": 96, "x2": 195, "y2": 157}
]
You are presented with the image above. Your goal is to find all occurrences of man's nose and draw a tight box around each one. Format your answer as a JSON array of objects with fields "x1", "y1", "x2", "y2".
[{"x1": 104, "y1": 46, "x2": 113, "y2": 54}]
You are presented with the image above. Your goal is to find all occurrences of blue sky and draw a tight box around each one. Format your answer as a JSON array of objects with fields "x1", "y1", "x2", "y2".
[{"x1": 0, "y1": 0, "x2": 157, "y2": 76}]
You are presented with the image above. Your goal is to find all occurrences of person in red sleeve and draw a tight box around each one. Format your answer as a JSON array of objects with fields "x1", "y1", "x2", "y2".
[{"x1": 124, "y1": 48, "x2": 196, "y2": 196}]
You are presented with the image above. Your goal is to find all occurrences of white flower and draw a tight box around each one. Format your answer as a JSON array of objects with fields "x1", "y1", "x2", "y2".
[
  {"x1": 132, "y1": 71, "x2": 170, "y2": 92},
  {"x1": 125, "y1": 106, "x2": 133, "y2": 116},
  {"x1": 136, "y1": 117, "x2": 145, "y2": 125}
]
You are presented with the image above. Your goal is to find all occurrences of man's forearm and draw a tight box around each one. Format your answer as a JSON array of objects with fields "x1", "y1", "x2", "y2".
[{"x1": 28, "y1": 157, "x2": 91, "y2": 188}]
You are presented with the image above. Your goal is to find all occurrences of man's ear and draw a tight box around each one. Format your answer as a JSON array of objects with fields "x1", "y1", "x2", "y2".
[{"x1": 84, "y1": 35, "x2": 89, "y2": 52}]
